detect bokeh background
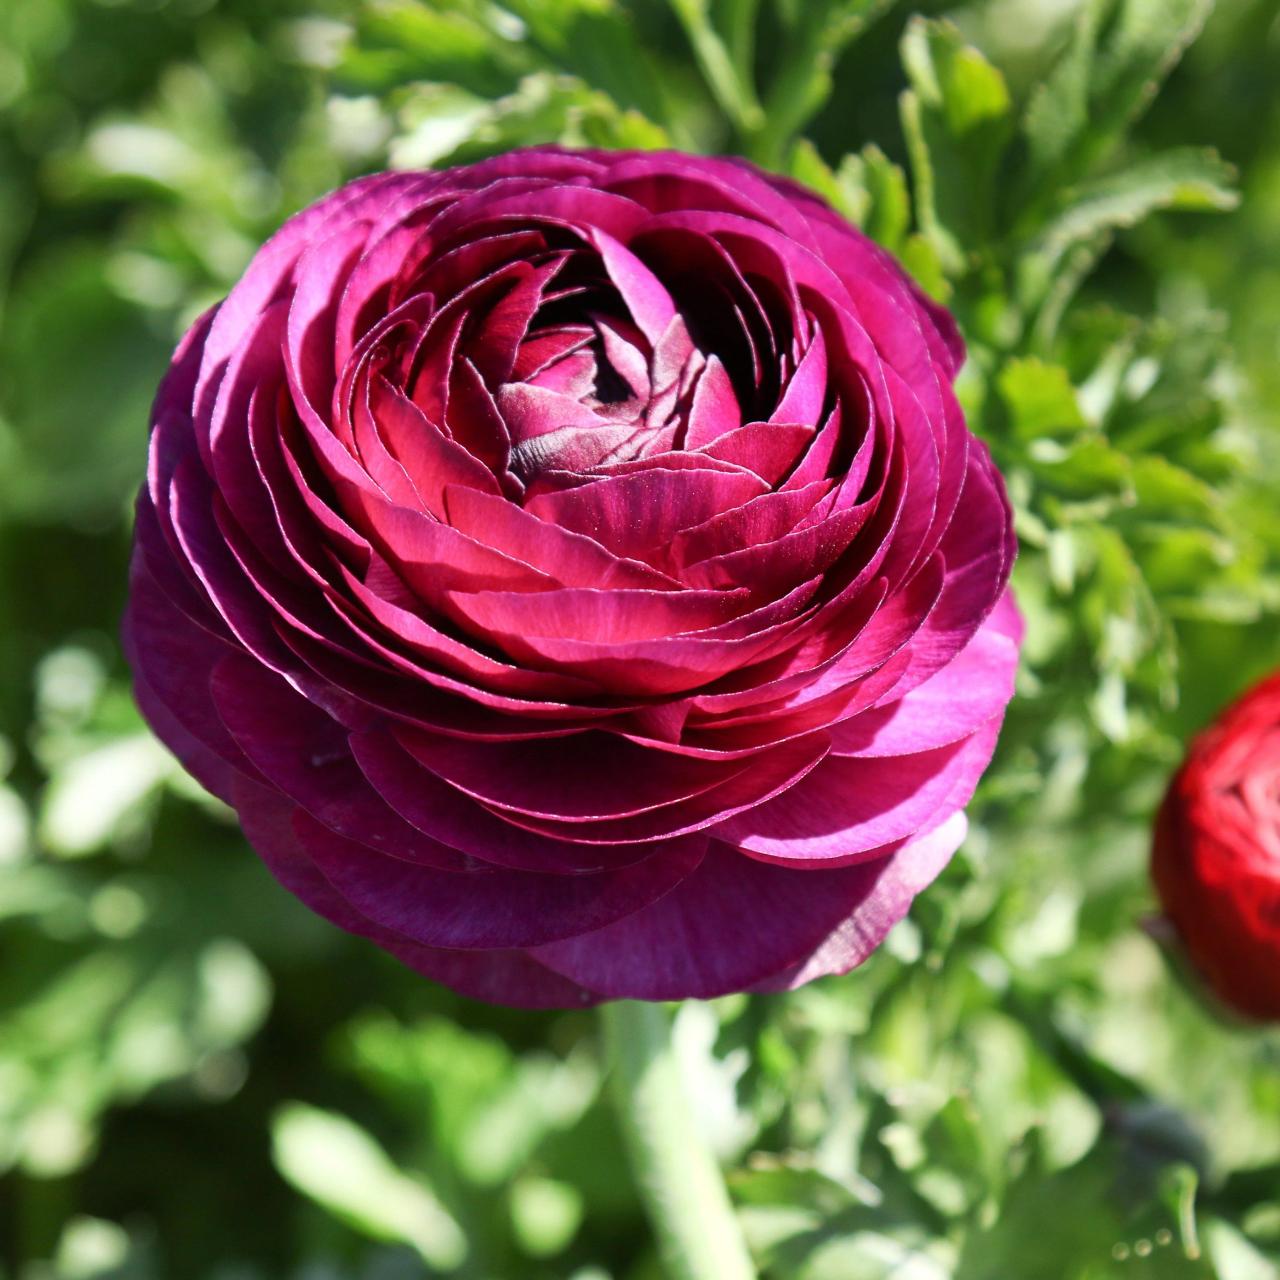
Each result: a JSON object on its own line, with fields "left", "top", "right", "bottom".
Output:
{"left": 2, "top": 1, "right": 1280, "bottom": 1276}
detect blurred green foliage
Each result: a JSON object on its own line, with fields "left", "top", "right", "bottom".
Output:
{"left": 2, "top": 0, "right": 1279, "bottom": 1276}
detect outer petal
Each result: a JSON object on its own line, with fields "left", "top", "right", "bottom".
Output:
{"left": 749, "top": 812, "right": 969, "bottom": 991}
{"left": 529, "top": 821, "right": 960, "bottom": 1001}
{"left": 234, "top": 778, "right": 600, "bottom": 1007}
{"left": 716, "top": 717, "right": 1003, "bottom": 866}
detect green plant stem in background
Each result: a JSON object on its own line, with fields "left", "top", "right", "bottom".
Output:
{"left": 600, "top": 1001, "right": 756, "bottom": 1280}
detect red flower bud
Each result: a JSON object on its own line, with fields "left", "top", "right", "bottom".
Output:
{"left": 1152, "top": 671, "right": 1280, "bottom": 1020}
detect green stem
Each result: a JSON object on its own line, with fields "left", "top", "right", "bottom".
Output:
{"left": 601, "top": 1001, "right": 757, "bottom": 1280}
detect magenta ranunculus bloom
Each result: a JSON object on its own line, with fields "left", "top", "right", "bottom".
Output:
{"left": 125, "top": 146, "right": 1020, "bottom": 1006}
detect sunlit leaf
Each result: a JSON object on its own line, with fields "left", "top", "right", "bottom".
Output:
{"left": 272, "top": 1103, "right": 467, "bottom": 1269}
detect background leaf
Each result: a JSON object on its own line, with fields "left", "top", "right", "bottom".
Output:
{"left": 1, "top": 1, "right": 1279, "bottom": 1277}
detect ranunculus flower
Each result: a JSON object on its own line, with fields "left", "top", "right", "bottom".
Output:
{"left": 1152, "top": 671, "right": 1280, "bottom": 1020}
{"left": 125, "top": 146, "right": 1019, "bottom": 1006}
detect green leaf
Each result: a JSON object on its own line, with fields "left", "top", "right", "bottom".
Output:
{"left": 1087, "top": 0, "right": 1214, "bottom": 162}
{"left": 578, "top": 103, "right": 672, "bottom": 150}
{"left": 1038, "top": 148, "right": 1239, "bottom": 258}
{"left": 752, "top": 0, "right": 892, "bottom": 167}
{"left": 998, "top": 358, "right": 1087, "bottom": 440}
{"left": 1029, "top": 434, "right": 1133, "bottom": 504}
{"left": 858, "top": 145, "right": 912, "bottom": 253}
{"left": 902, "top": 21, "right": 1011, "bottom": 139}
{"left": 899, "top": 18, "right": 1013, "bottom": 269}
{"left": 1017, "top": 0, "right": 1214, "bottom": 207}
{"left": 1130, "top": 456, "right": 1222, "bottom": 524}
{"left": 344, "top": 0, "right": 528, "bottom": 97}
{"left": 459, "top": 1048, "right": 599, "bottom": 1185}
{"left": 957, "top": 1148, "right": 1214, "bottom": 1279}
{"left": 342, "top": 1014, "right": 597, "bottom": 1187}
{"left": 1202, "top": 1217, "right": 1277, "bottom": 1280}
{"left": 1027, "top": 230, "right": 1113, "bottom": 351}
{"left": 0, "top": 247, "right": 170, "bottom": 520}
{"left": 389, "top": 72, "right": 669, "bottom": 167}
{"left": 509, "top": 1175, "right": 584, "bottom": 1258}
{"left": 788, "top": 1231, "right": 953, "bottom": 1280}
{"left": 343, "top": 1014, "right": 511, "bottom": 1157}
{"left": 668, "top": 0, "right": 763, "bottom": 135}
{"left": 38, "top": 734, "right": 171, "bottom": 858}
{"left": 1136, "top": 525, "right": 1231, "bottom": 589}
{"left": 388, "top": 83, "right": 491, "bottom": 167}
{"left": 501, "top": 0, "right": 679, "bottom": 130}
{"left": 271, "top": 1103, "right": 466, "bottom": 1269}
{"left": 788, "top": 139, "right": 868, "bottom": 225}
{"left": 1021, "top": 0, "right": 1107, "bottom": 184}
{"left": 1083, "top": 527, "right": 1166, "bottom": 677}
{"left": 730, "top": 1155, "right": 876, "bottom": 1216}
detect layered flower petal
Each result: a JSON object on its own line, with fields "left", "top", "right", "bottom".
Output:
{"left": 1152, "top": 670, "right": 1280, "bottom": 1020}
{"left": 127, "top": 145, "right": 1020, "bottom": 1005}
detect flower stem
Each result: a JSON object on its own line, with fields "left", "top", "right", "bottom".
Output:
{"left": 600, "top": 1000, "right": 757, "bottom": 1280}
